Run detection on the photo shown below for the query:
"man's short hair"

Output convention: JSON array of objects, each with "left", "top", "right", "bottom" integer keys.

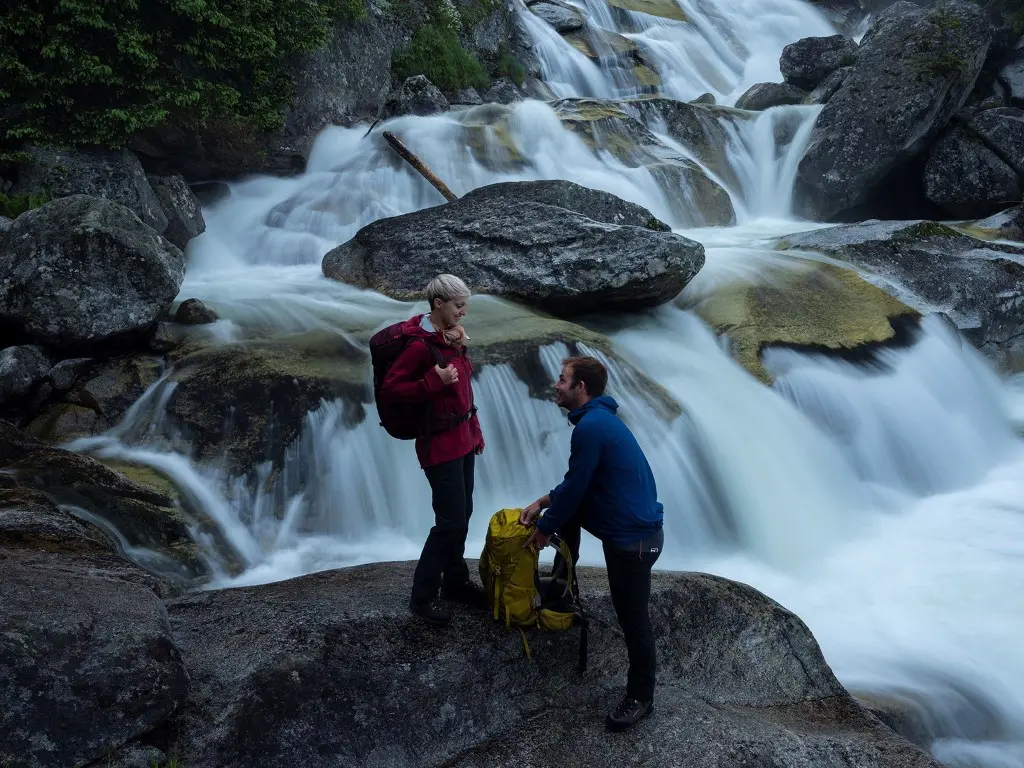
[
  {"left": 425, "top": 274, "right": 471, "bottom": 309},
  {"left": 563, "top": 356, "right": 608, "bottom": 396}
]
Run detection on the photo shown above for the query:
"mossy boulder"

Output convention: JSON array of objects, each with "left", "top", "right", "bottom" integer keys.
[
  {"left": 694, "top": 261, "right": 920, "bottom": 383},
  {"left": 162, "top": 331, "right": 371, "bottom": 475},
  {"left": 0, "top": 421, "right": 203, "bottom": 582}
]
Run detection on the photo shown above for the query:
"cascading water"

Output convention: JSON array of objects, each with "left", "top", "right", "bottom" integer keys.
[{"left": 62, "top": 0, "right": 1024, "bottom": 764}]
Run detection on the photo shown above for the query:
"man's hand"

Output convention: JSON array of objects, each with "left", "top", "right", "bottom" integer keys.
[
  {"left": 525, "top": 528, "right": 550, "bottom": 551},
  {"left": 435, "top": 364, "right": 458, "bottom": 385},
  {"left": 519, "top": 501, "right": 542, "bottom": 526},
  {"left": 475, "top": 438, "right": 485, "bottom": 455}
]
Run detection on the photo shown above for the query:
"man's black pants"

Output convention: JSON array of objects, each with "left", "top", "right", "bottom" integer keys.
[
  {"left": 554, "top": 515, "right": 664, "bottom": 704},
  {"left": 411, "top": 451, "right": 475, "bottom": 602}
]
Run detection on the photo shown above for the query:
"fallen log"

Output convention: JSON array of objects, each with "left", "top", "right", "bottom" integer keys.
[{"left": 382, "top": 130, "right": 459, "bottom": 203}]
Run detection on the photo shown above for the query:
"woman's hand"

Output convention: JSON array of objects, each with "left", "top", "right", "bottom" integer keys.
[{"left": 434, "top": 364, "right": 458, "bottom": 385}]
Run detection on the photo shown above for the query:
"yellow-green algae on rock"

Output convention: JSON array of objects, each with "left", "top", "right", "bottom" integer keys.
[{"left": 694, "top": 261, "right": 920, "bottom": 383}]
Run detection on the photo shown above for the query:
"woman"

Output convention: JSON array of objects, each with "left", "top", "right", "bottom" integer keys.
[{"left": 379, "top": 274, "right": 486, "bottom": 626}]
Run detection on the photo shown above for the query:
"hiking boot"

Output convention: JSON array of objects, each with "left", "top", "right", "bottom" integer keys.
[
  {"left": 409, "top": 597, "right": 451, "bottom": 626},
  {"left": 605, "top": 697, "right": 653, "bottom": 732},
  {"left": 441, "top": 580, "right": 488, "bottom": 607}
]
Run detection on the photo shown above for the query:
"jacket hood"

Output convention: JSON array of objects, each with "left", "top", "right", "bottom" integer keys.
[
  {"left": 568, "top": 395, "right": 619, "bottom": 424},
  {"left": 401, "top": 314, "right": 438, "bottom": 340}
]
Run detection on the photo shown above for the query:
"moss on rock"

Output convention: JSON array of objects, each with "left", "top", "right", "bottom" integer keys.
[
  {"left": 695, "top": 262, "right": 920, "bottom": 383},
  {"left": 165, "top": 330, "right": 371, "bottom": 475}
]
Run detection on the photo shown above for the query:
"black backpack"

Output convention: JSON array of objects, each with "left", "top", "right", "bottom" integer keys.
[{"left": 369, "top": 322, "right": 477, "bottom": 439}]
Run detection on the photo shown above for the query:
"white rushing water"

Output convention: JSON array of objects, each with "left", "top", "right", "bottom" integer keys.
[{"left": 63, "top": 0, "right": 1024, "bottom": 764}]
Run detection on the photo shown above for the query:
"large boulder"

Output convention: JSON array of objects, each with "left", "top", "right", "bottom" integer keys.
[
  {"left": 147, "top": 174, "right": 206, "bottom": 250},
  {"left": 923, "top": 124, "right": 1022, "bottom": 219},
  {"left": 694, "top": 261, "right": 919, "bottom": 382},
  {"left": 165, "top": 562, "right": 941, "bottom": 767},
  {"left": 0, "top": 196, "right": 185, "bottom": 350},
  {"left": 12, "top": 147, "right": 168, "bottom": 232},
  {"left": 0, "top": 491, "right": 190, "bottom": 768},
  {"left": 778, "top": 220, "right": 1024, "bottom": 366},
  {"left": 793, "top": 1, "right": 992, "bottom": 221},
  {"left": 529, "top": 0, "right": 586, "bottom": 32},
  {"left": 160, "top": 331, "right": 370, "bottom": 474},
  {"left": 322, "top": 180, "right": 706, "bottom": 316},
  {"left": 735, "top": 82, "right": 808, "bottom": 111},
  {"left": 780, "top": 35, "right": 858, "bottom": 90}
]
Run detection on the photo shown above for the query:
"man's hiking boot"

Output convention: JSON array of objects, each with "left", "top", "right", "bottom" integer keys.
[
  {"left": 605, "top": 697, "right": 653, "bottom": 732},
  {"left": 441, "top": 580, "right": 488, "bottom": 607},
  {"left": 409, "top": 597, "right": 450, "bottom": 626}
]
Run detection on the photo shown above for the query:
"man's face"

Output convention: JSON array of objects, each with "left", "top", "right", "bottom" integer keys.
[{"left": 554, "top": 364, "right": 582, "bottom": 410}]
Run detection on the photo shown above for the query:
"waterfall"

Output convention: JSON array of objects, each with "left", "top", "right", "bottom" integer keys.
[{"left": 58, "top": 0, "right": 1024, "bottom": 765}]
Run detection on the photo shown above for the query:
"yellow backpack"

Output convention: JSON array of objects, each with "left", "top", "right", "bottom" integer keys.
[{"left": 478, "top": 508, "right": 588, "bottom": 669}]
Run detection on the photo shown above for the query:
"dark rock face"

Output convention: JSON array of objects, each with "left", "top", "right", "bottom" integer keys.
[
  {"left": 779, "top": 220, "right": 1024, "bottom": 366},
  {"left": 735, "top": 82, "right": 808, "bottom": 111},
  {"left": 12, "top": 147, "right": 168, "bottom": 232},
  {"left": 924, "top": 124, "right": 1022, "bottom": 219},
  {"left": 0, "top": 196, "right": 185, "bottom": 350},
  {"left": 0, "top": 487, "right": 190, "bottom": 768},
  {"left": 807, "top": 65, "right": 853, "bottom": 104},
  {"left": 163, "top": 562, "right": 941, "bottom": 768},
  {"left": 147, "top": 174, "right": 206, "bottom": 249},
  {"left": 322, "top": 180, "right": 705, "bottom": 316},
  {"left": 793, "top": 1, "right": 992, "bottom": 221},
  {"left": 780, "top": 34, "right": 858, "bottom": 90},
  {"left": 0, "top": 346, "right": 50, "bottom": 408},
  {"left": 970, "top": 107, "right": 1024, "bottom": 178},
  {"left": 387, "top": 75, "right": 450, "bottom": 118}
]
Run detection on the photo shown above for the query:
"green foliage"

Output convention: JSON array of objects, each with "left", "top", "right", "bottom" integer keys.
[
  {"left": 0, "top": 190, "right": 50, "bottom": 218},
  {"left": 1007, "top": 10, "right": 1024, "bottom": 36},
  {"left": 910, "top": 2, "right": 966, "bottom": 79},
  {"left": 0, "top": 0, "right": 364, "bottom": 148},
  {"left": 497, "top": 50, "right": 526, "bottom": 86},
  {"left": 392, "top": 24, "right": 490, "bottom": 92}
]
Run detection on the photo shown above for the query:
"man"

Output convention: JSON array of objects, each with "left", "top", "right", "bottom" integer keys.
[{"left": 521, "top": 355, "right": 664, "bottom": 732}]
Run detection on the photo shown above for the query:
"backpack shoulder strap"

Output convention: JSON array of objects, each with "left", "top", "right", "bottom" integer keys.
[{"left": 414, "top": 337, "right": 446, "bottom": 367}]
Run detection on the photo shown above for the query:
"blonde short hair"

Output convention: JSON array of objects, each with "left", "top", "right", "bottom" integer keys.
[{"left": 425, "top": 274, "right": 471, "bottom": 309}]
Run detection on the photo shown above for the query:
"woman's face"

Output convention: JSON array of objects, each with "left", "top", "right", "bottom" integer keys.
[{"left": 433, "top": 296, "right": 468, "bottom": 329}]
